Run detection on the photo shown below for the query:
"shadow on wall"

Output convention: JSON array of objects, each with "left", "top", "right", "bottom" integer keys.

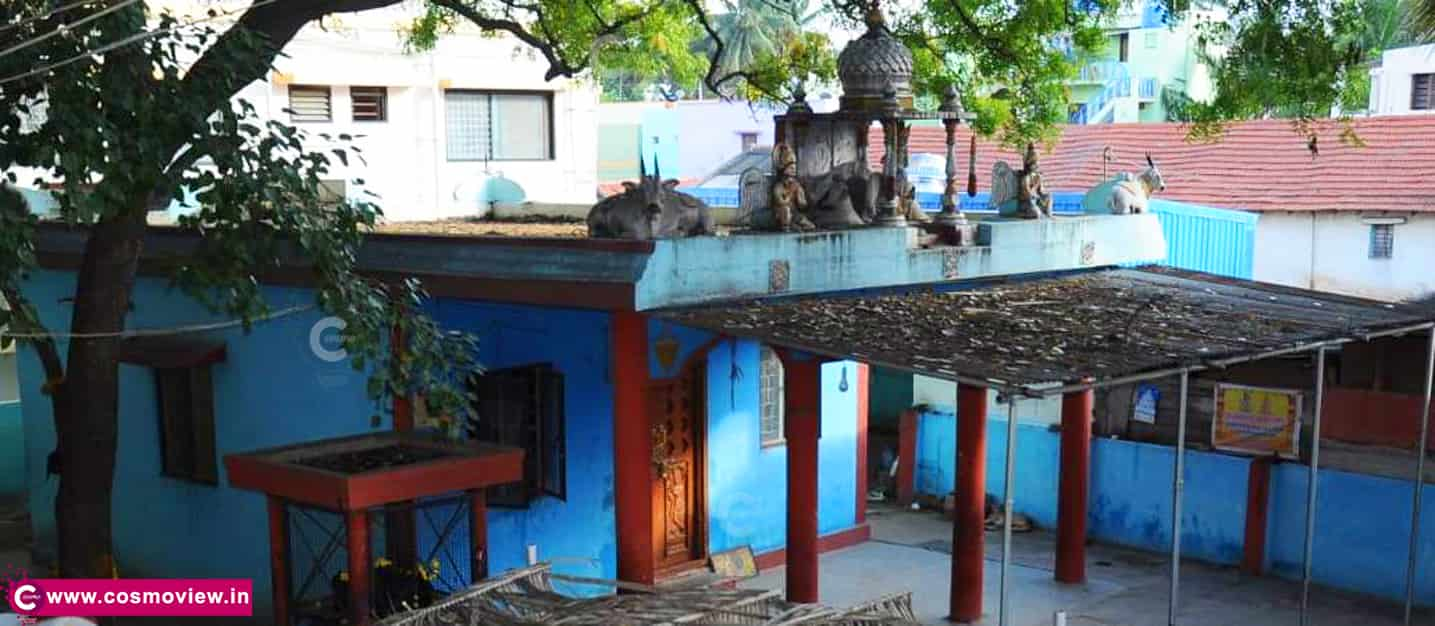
[{"left": 1, "top": 349, "right": 22, "bottom": 497}]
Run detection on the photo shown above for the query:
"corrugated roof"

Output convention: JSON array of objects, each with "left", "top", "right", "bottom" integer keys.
[
  {"left": 870, "top": 116, "right": 1435, "bottom": 213},
  {"left": 655, "top": 267, "right": 1435, "bottom": 393}
]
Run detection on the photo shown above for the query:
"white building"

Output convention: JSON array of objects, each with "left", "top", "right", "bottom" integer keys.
[
  {"left": 241, "top": 14, "right": 599, "bottom": 221},
  {"left": 1369, "top": 44, "right": 1435, "bottom": 116},
  {"left": 14, "top": 5, "right": 600, "bottom": 222}
]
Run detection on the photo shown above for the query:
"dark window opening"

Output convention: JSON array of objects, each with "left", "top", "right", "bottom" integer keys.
[
  {"left": 351, "top": 86, "right": 387, "bottom": 122},
  {"left": 467, "top": 363, "right": 566, "bottom": 507},
  {"left": 1412, "top": 74, "right": 1434, "bottom": 110},
  {"left": 155, "top": 366, "right": 218, "bottom": 484},
  {"left": 288, "top": 85, "right": 332, "bottom": 123},
  {"left": 118, "top": 337, "right": 225, "bottom": 485},
  {"left": 740, "top": 132, "right": 759, "bottom": 152},
  {"left": 1117, "top": 32, "right": 1130, "bottom": 63}
]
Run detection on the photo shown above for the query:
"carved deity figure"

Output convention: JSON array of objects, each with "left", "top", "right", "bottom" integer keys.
[
  {"left": 769, "top": 143, "right": 814, "bottom": 231},
  {"left": 990, "top": 143, "right": 1053, "bottom": 219}
]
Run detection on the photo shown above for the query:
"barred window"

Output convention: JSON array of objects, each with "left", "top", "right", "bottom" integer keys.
[
  {"left": 288, "top": 85, "right": 332, "bottom": 123},
  {"left": 759, "top": 346, "right": 785, "bottom": 447},
  {"left": 468, "top": 363, "right": 567, "bottom": 507},
  {"left": 1413, "top": 74, "right": 1434, "bottom": 110},
  {"left": 445, "top": 91, "right": 552, "bottom": 161},
  {"left": 350, "top": 86, "right": 387, "bottom": 122},
  {"left": 1370, "top": 223, "right": 1394, "bottom": 259}
]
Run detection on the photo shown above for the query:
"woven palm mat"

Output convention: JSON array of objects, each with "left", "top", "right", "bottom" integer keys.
[{"left": 377, "top": 563, "right": 918, "bottom": 625}]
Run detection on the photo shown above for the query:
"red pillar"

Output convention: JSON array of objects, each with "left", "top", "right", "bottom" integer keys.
[
  {"left": 1241, "top": 457, "right": 1274, "bottom": 576},
  {"left": 266, "top": 496, "right": 291, "bottom": 626},
  {"left": 386, "top": 325, "right": 418, "bottom": 570},
  {"left": 469, "top": 489, "right": 489, "bottom": 582},
  {"left": 856, "top": 364, "right": 870, "bottom": 524},
  {"left": 612, "top": 311, "right": 656, "bottom": 584},
  {"left": 951, "top": 384, "right": 987, "bottom": 623},
  {"left": 897, "top": 409, "right": 918, "bottom": 507},
  {"left": 345, "top": 510, "right": 371, "bottom": 626},
  {"left": 1056, "top": 389, "right": 1093, "bottom": 584},
  {"left": 782, "top": 354, "right": 822, "bottom": 604}
]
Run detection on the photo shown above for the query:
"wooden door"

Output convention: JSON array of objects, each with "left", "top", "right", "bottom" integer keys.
[{"left": 649, "top": 365, "right": 706, "bottom": 571}]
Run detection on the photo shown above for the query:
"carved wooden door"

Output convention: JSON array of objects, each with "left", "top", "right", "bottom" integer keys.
[{"left": 649, "top": 366, "right": 706, "bottom": 570}]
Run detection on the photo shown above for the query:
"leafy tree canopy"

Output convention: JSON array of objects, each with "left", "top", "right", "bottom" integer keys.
[{"left": 0, "top": 0, "right": 1412, "bottom": 580}]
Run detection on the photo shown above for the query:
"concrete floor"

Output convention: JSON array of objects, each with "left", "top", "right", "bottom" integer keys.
[{"left": 742, "top": 503, "right": 1431, "bottom": 626}]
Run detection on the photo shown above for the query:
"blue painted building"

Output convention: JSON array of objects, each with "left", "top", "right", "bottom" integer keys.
[{"left": 12, "top": 215, "right": 1166, "bottom": 621}]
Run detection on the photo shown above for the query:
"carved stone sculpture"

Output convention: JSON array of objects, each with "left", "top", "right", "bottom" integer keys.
[
  {"left": 1081, "top": 154, "right": 1167, "bottom": 215},
  {"left": 990, "top": 143, "right": 1053, "bottom": 219},
  {"left": 587, "top": 158, "right": 715, "bottom": 239},
  {"left": 770, "top": 143, "right": 814, "bottom": 231}
]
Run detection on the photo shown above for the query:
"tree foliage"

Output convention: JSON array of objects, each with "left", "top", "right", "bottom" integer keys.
[{"left": 0, "top": 0, "right": 1415, "bottom": 581}]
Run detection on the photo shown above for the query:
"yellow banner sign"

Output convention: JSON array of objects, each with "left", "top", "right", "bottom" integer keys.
[{"left": 1212, "top": 383, "right": 1302, "bottom": 459}]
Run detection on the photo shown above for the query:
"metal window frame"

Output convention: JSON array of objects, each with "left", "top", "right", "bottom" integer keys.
[
  {"left": 1370, "top": 223, "right": 1395, "bottom": 259},
  {"left": 349, "top": 86, "right": 388, "bottom": 122},
  {"left": 758, "top": 345, "right": 786, "bottom": 447},
  {"left": 1412, "top": 73, "right": 1434, "bottom": 110},
  {"left": 287, "top": 84, "right": 332, "bottom": 123},
  {"left": 443, "top": 89, "right": 555, "bottom": 163}
]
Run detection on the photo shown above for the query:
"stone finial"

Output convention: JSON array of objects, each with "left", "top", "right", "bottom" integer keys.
[{"left": 940, "top": 84, "right": 963, "bottom": 114}]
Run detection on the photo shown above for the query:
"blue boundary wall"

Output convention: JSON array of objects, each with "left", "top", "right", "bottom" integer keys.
[
  {"left": 912, "top": 407, "right": 1435, "bottom": 605},
  {"left": 0, "top": 400, "right": 22, "bottom": 497},
  {"left": 681, "top": 189, "right": 1257, "bottom": 280}
]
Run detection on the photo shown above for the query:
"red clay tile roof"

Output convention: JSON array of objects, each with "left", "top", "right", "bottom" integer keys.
[{"left": 869, "top": 115, "right": 1435, "bottom": 213}]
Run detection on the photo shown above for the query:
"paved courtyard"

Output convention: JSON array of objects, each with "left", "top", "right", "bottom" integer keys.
[{"left": 742, "top": 503, "right": 1429, "bottom": 626}]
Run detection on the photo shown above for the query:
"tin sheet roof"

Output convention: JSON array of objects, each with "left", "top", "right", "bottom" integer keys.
[{"left": 655, "top": 267, "right": 1435, "bottom": 393}]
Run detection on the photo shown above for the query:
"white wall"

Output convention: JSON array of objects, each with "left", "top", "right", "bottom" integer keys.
[
  {"left": 1253, "top": 212, "right": 1435, "bottom": 302},
  {"left": 240, "top": 31, "right": 599, "bottom": 222},
  {"left": 912, "top": 374, "right": 1062, "bottom": 426},
  {"left": 1369, "top": 44, "right": 1435, "bottom": 115}
]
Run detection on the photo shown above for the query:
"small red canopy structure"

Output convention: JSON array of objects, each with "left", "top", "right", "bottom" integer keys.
[{"left": 226, "top": 432, "right": 523, "bottom": 626}]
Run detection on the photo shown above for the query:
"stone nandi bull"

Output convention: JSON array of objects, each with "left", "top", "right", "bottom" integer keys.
[
  {"left": 587, "top": 157, "right": 715, "bottom": 239},
  {"left": 1082, "top": 154, "right": 1167, "bottom": 215}
]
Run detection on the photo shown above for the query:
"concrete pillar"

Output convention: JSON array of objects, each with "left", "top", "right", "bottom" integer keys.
[
  {"left": 344, "top": 510, "right": 371, "bottom": 626},
  {"left": 1056, "top": 389, "right": 1093, "bottom": 584},
  {"left": 1241, "top": 456, "right": 1274, "bottom": 576},
  {"left": 611, "top": 311, "right": 655, "bottom": 584},
  {"left": 266, "top": 496, "right": 291, "bottom": 626},
  {"left": 469, "top": 489, "right": 489, "bottom": 582},
  {"left": 951, "top": 383, "right": 987, "bottom": 622},
  {"left": 897, "top": 409, "right": 918, "bottom": 507},
  {"left": 783, "top": 354, "right": 822, "bottom": 603}
]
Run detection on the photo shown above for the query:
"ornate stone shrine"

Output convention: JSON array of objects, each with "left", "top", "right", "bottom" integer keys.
[{"left": 747, "top": 7, "right": 975, "bottom": 236}]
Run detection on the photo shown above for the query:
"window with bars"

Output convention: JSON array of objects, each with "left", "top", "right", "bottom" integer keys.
[
  {"left": 759, "top": 347, "right": 785, "bottom": 447},
  {"left": 1413, "top": 74, "right": 1434, "bottom": 110},
  {"left": 1370, "top": 223, "right": 1395, "bottom": 259},
  {"left": 444, "top": 91, "right": 553, "bottom": 161},
  {"left": 467, "top": 363, "right": 566, "bottom": 507},
  {"left": 288, "top": 85, "right": 332, "bottom": 123},
  {"left": 350, "top": 86, "right": 387, "bottom": 122}
]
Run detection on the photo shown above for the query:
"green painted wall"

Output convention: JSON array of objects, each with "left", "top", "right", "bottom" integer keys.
[
  {"left": 598, "top": 123, "right": 640, "bottom": 182},
  {"left": 868, "top": 366, "right": 913, "bottom": 431}
]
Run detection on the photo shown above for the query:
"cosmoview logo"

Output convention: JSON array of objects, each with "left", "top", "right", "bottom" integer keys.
[
  {"left": 309, "top": 316, "right": 348, "bottom": 363},
  {"left": 10, "top": 581, "right": 40, "bottom": 613}
]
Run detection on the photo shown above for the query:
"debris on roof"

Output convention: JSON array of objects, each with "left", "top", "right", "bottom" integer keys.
[{"left": 656, "top": 267, "right": 1435, "bottom": 391}]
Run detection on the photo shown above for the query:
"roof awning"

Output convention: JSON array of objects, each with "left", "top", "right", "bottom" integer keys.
[{"left": 654, "top": 267, "right": 1435, "bottom": 396}]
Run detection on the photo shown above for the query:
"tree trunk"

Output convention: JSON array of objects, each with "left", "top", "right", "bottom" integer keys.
[{"left": 54, "top": 212, "right": 146, "bottom": 578}]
